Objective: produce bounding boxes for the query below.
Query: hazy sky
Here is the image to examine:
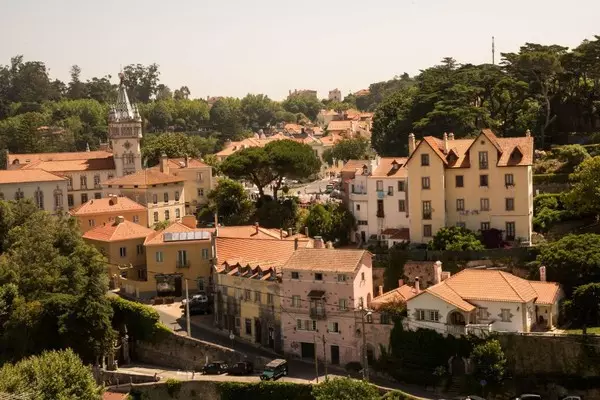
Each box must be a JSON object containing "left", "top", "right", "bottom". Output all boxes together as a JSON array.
[{"left": 1, "top": 0, "right": 598, "bottom": 101}]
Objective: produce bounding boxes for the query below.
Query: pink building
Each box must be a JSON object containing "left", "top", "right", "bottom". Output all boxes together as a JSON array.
[{"left": 281, "top": 239, "right": 373, "bottom": 366}]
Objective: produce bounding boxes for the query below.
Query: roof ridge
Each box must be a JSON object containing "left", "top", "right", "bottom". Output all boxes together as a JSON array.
[{"left": 498, "top": 271, "right": 528, "bottom": 302}]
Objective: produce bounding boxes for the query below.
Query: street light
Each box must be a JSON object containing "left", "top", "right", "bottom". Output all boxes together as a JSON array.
[{"left": 360, "top": 308, "right": 372, "bottom": 382}]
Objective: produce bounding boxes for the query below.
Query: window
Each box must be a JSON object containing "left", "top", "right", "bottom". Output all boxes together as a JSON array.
[
  {"left": 337, "top": 274, "right": 346, "bottom": 282},
  {"left": 197, "top": 172, "right": 203, "bottom": 182},
  {"left": 245, "top": 318, "right": 252, "bottom": 335},
  {"left": 153, "top": 212, "right": 159, "bottom": 222},
  {"left": 500, "top": 309, "right": 512, "bottom": 322},
  {"left": 175, "top": 208, "right": 181, "bottom": 218},
  {"left": 119, "top": 247, "right": 127, "bottom": 257},
  {"left": 175, "top": 191, "right": 180, "bottom": 201},
  {"left": 152, "top": 194, "right": 158, "bottom": 204},
  {"left": 480, "top": 198, "right": 490, "bottom": 211},
  {"left": 361, "top": 272, "right": 365, "bottom": 281},
  {"left": 376, "top": 199, "right": 384, "bottom": 217},
  {"left": 416, "top": 309, "right": 439, "bottom": 322},
  {"left": 479, "top": 175, "right": 489, "bottom": 187},
  {"left": 136, "top": 244, "right": 144, "bottom": 255},
  {"left": 358, "top": 220, "right": 368, "bottom": 225},
  {"left": 506, "top": 221, "right": 516, "bottom": 240},
  {"left": 34, "top": 188, "right": 44, "bottom": 209},
  {"left": 505, "top": 173, "right": 515, "bottom": 186},
  {"left": 423, "top": 224, "right": 432, "bottom": 237},
  {"left": 107, "top": 174, "right": 114, "bottom": 180},
  {"left": 376, "top": 180, "right": 383, "bottom": 191},
  {"left": 422, "top": 201, "right": 432, "bottom": 219},
  {"left": 66, "top": 176, "right": 73, "bottom": 189},
  {"left": 94, "top": 192, "right": 102, "bottom": 199},
  {"left": 81, "top": 193, "right": 88, "bottom": 204},
  {"left": 244, "top": 289, "right": 251, "bottom": 301},
  {"left": 292, "top": 295, "right": 301, "bottom": 307},
  {"left": 14, "top": 189, "right": 24, "bottom": 200},
  {"left": 339, "top": 299, "right": 347, "bottom": 311},
  {"left": 478, "top": 151, "right": 489, "bottom": 169},
  {"left": 398, "top": 199, "right": 406, "bottom": 212},
  {"left": 297, "top": 319, "right": 317, "bottom": 331},
  {"left": 397, "top": 181, "right": 405, "bottom": 192},
  {"left": 53, "top": 189, "right": 63, "bottom": 209},
  {"left": 67, "top": 194, "right": 74, "bottom": 207},
  {"left": 328, "top": 322, "right": 340, "bottom": 333},
  {"left": 133, "top": 215, "right": 139, "bottom": 223},
  {"left": 177, "top": 250, "right": 188, "bottom": 267},
  {"left": 197, "top": 278, "right": 205, "bottom": 291},
  {"left": 235, "top": 317, "right": 240, "bottom": 329},
  {"left": 481, "top": 222, "right": 490, "bottom": 231},
  {"left": 202, "top": 248, "right": 209, "bottom": 259},
  {"left": 88, "top": 219, "right": 95, "bottom": 227},
  {"left": 421, "top": 177, "right": 430, "bottom": 189},
  {"left": 387, "top": 186, "right": 393, "bottom": 196},
  {"left": 291, "top": 271, "right": 299, "bottom": 280},
  {"left": 137, "top": 269, "right": 147, "bottom": 280},
  {"left": 94, "top": 175, "right": 101, "bottom": 187},
  {"left": 254, "top": 291, "right": 261, "bottom": 303},
  {"left": 197, "top": 188, "right": 204, "bottom": 197},
  {"left": 380, "top": 312, "right": 391, "bottom": 325},
  {"left": 314, "top": 273, "right": 323, "bottom": 281},
  {"left": 505, "top": 198, "right": 515, "bottom": 211},
  {"left": 477, "top": 307, "right": 489, "bottom": 320},
  {"left": 456, "top": 222, "right": 466, "bottom": 228},
  {"left": 80, "top": 176, "right": 87, "bottom": 189},
  {"left": 356, "top": 204, "right": 360, "bottom": 211},
  {"left": 421, "top": 153, "right": 430, "bottom": 166},
  {"left": 267, "top": 293, "right": 274, "bottom": 305},
  {"left": 455, "top": 175, "right": 464, "bottom": 187},
  {"left": 456, "top": 199, "right": 465, "bottom": 211},
  {"left": 164, "top": 210, "right": 170, "bottom": 220},
  {"left": 164, "top": 193, "right": 169, "bottom": 203}
]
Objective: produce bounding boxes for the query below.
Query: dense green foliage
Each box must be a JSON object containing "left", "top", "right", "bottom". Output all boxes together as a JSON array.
[
  {"left": 199, "top": 177, "right": 254, "bottom": 226},
  {"left": 0, "top": 349, "right": 103, "bottom": 400},
  {"left": 565, "top": 156, "right": 600, "bottom": 216},
  {"left": 312, "top": 377, "right": 380, "bottom": 400},
  {"left": 427, "top": 226, "right": 485, "bottom": 251},
  {"left": 322, "top": 137, "right": 371, "bottom": 164},
  {"left": 108, "top": 296, "right": 167, "bottom": 342},
  {"left": 470, "top": 339, "right": 507, "bottom": 384},
  {"left": 305, "top": 202, "right": 355, "bottom": 245},
  {"left": 217, "top": 381, "right": 314, "bottom": 400},
  {"left": 570, "top": 283, "right": 600, "bottom": 330},
  {"left": 532, "top": 193, "right": 578, "bottom": 232},
  {"left": 0, "top": 200, "right": 114, "bottom": 362},
  {"left": 382, "top": 243, "right": 409, "bottom": 291}
]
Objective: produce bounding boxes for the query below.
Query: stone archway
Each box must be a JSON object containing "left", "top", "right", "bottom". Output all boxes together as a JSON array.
[
  {"left": 448, "top": 356, "right": 466, "bottom": 376},
  {"left": 448, "top": 310, "right": 466, "bottom": 325}
]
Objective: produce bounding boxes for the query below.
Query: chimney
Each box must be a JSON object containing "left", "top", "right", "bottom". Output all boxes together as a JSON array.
[
  {"left": 408, "top": 133, "right": 416, "bottom": 155},
  {"left": 314, "top": 236, "right": 324, "bottom": 249},
  {"left": 304, "top": 226, "right": 309, "bottom": 237},
  {"left": 294, "top": 238, "right": 299, "bottom": 250},
  {"left": 443, "top": 132, "right": 449, "bottom": 153},
  {"left": 287, "top": 228, "right": 293, "bottom": 238},
  {"left": 398, "top": 279, "right": 404, "bottom": 288},
  {"left": 280, "top": 228, "right": 284, "bottom": 240},
  {"left": 255, "top": 222, "right": 259, "bottom": 235},
  {"left": 448, "top": 132, "right": 454, "bottom": 141},
  {"left": 433, "top": 261, "right": 443, "bottom": 285},
  {"left": 115, "top": 216, "right": 125, "bottom": 225},
  {"left": 441, "top": 271, "right": 451, "bottom": 281},
  {"left": 539, "top": 266, "right": 547, "bottom": 282},
  {"left": 109, "top": 194, "right": 118, "bottom": 205},
  {"left": 159, "top": 153, "right": 169, "bottom": 174},
  {"left": 182, "top": 215, "right": 197, "bottom": 229},
  {"left": 326, "top": 241, "right": 334, "bottom": 249},
  {"left": 378, "top": 285, "right": 383, "bottom": 297},
  {"left": 415, "top": 277, "right": 420, "bottom": 293}
]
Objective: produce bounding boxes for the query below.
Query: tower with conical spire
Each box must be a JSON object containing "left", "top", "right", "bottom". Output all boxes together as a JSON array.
[{"left": 108, "top": 72, "right": 143, "bottom": 177}]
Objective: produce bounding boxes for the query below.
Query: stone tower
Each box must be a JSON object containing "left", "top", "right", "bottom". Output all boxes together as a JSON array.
[{"left": 108, "top": 72, "right": 143, "bottom": 177}]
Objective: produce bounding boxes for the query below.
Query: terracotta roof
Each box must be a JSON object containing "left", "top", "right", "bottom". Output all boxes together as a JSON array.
[
  {"left": 284, "top": 123, "right": 303, "bottom": 134},
  {"left": 216, "top": 237, "right": 302, "bottom": 268},
  {"left": 342, "top": 159, "right": 369, "bottom": 173},
  {"left": 18, "top": 157, "right": 115, "bottom": 172},
  {"left": 327, "top": 120, "right": 353, "bottom": 132},
  {"left": 283, "top": 249, "right": 368, "bottom": 272},
  {"left": 530, "top": 281, "right": 562, "bottom": 305},
  {"left": 215, "top": 225, "right": 282, "bottom": 240},
  {"left": 70, "top": 196, "right": 146, "bottom": 216},
  {"left": 83, "top": 220, "right": 154, "bottom": 242},
  {"left": 166, "top": 158, "right": 209, "bottom": 169},
  {"left": 103, "top": 391, "right": 128, "bottom": 400},
  {"left": 427, "top": 281, "right": 476, "bottom": 312},
  {"left": 103, "top": 169, "right": 184, "bottom": 187},
  {"left": 370, "top": 157, "right": 408, "bottom": 178},
  {"left": 371, "top": 284, "right": 418, "bottom": 309},
  {"left": 354, "top": 89, "right": 370, "bottom": 96},
  {"left": 320, "top": 133, "right": 342, "bottom": 145},
  {"left": 145, "top": 222, "right": 211, "bottom": 246},
  {"left": 215, "top": 134, "right": 289, "bottom": 157},
  {"left": 0, "top": 169, "right": 67, "bottom": 184},
  {"left": 381, "top": 228, "right": 410, "bottom": 240},
  {"left": 8, "top": 150, "right": 113, "bottom": 165}
]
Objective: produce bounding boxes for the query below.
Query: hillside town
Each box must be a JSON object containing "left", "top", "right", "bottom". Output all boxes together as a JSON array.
[{"left": 1, "top": 10, "right": 600, "bottom": 400}]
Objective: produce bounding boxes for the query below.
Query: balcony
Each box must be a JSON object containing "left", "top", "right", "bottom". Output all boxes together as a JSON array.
[
  {"left": 176, "top": 260, "right": 190, "bottom": 268},
  {"left": 309, "top": 308, "right": 327, "bottom": 320},
  {"left": 376, "top": 209, "right": 385, "bottom": 218},
  {"left": 423, "top": 212, "right": 432, "bottom": 220}
]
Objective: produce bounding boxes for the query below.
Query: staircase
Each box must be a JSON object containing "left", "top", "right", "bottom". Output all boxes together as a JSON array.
[{"left": 445, "top": 377, "right": 463, "bottom": 396}]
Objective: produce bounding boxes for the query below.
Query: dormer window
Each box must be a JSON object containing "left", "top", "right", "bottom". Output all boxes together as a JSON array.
[
  {"left": 391, "top": 160, "right": 399, "bottom": 170},
  {"left": 510, "top": 147, "right": 523, "bottom": 162},
  {"left": 362, "top": 165, "right": 368, "bottom": 175}
]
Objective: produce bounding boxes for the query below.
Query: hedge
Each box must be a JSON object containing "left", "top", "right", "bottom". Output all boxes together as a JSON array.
[
  {"left": 108, "top": 296, "right": 163, "bottom": 342},
  {"left": 381, "top": 391, "right": 422, "bottom": 400},
  {"left": 533, "top": 173, "right": 570, "bottom": 185},
  {"left": 217, "top": 381, "right": 314, "bottom": 400}
]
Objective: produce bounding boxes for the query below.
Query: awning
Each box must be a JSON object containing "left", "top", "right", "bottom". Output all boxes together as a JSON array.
[{"left": 307, "top": 290, "right": 326, "bottom": 298}]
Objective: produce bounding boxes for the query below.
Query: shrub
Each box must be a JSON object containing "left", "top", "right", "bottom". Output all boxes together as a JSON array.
[
  {"left": 533, "top": 193, "right": 561, "bottom": 214},
  {"left": 382, "top": 391, "right": 421, "bottom": 400},
  {"left": 345, "top": 361, "right": 363, "bottom": 373},
  {"left": 533, "top": 173, "right": 570, "bottom": 185},
  {"left": 312, "top": 377, "right": 379, "bottom": 400},
  {"left": 165, "top": 378, "right": 182, "bottom": 398},
  {"left": 217, "top": 381, "right": 314, "bottom": 400},
  {"left": 427, "top": 226, "right": 484, "bottom": 251},
  {"left": 470, "top": 339, "right": 506, "bottom": 384},
  {"left": 553, "top": 144, "right": 590, "bottom": 172},
  {"left": 108, "top": 296, "right": 161, "bottom": 341}
]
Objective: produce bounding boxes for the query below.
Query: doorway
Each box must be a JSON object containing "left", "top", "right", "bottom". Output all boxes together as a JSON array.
[
  {"left": 360, "top": 231, "right": 366, "bottom": 243},
  {"left": 330, "top": 345, "right": 340, "bottom": 365},
  {"left": 254, "top": 319, "right": 262, "bottom": 344},
  {"left": 301, "top": 342, "right": 315, "bottom": 359},
  {"left": 268, "top": 327, "right": 275, "bottom": 349}
]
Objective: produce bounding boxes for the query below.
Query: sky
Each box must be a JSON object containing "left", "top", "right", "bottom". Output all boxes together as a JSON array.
[{"left": 1, "top": 0, "right": 599, "bottom": 101}]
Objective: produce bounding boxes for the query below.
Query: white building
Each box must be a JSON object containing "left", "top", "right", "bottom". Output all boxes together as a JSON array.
[
  {"left": 0, "top": 169, "right": 68, "bottom": 213},
  {"left": 347, "top": 157, "right": 410, "bottom": 245}
]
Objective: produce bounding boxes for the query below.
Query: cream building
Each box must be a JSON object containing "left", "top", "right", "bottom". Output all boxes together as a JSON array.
[
  {"left": 0, "top": 169, "right": 68, "bottom": 213},
  {"left": 5, "top": 72, "right": 143, "bottom": 209},
  {"left": 70, "top": 195, "right": 148, "bottom": 232},
  {"left": 406, "top": 129, "right": 534, "bottom": 244}
]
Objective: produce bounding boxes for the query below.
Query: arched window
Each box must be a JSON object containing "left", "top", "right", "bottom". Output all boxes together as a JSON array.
[
  {"left": 164, "top": 210, "right": 170, "bottom": 220},
  {"left": 93, "top": 175, "right": 101, "bottom": 188},
  {"left": 66, "top": 176, "right": 73, "bottom": 189},
  {"left": 34, "top": 187, "right": 44, "bottom": 209},
  {"left": 80, "top": 176, "right": 87, "bottom": 189},
  {"left": 152, "top": 194, "right": 158, "bottom": 204},
  {"left": 153, "top": 212, "right": 159, "bottom": 222},
  {"left": 175, "top": 208, "right": 180, "bottom": 219},
  {"left": 53, "top": 187, "right": 63, "bottom": 209}
]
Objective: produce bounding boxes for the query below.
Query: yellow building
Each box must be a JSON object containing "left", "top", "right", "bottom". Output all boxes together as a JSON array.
[
  {"left": 82, "top": 216, "right": 154, "bottom": 283},
  {"left": 0, "top": 169, "right": 68, "bottom": 214},
  {"left": 214, "top": 237, "right": 307, "bottom": 352},
  {"left": 102, "top": 161, "right": 186, "bottom": 228},
  {"left": 406, "top": 129, "right": 534, "bottom": 244},
  {"left": 70, "top": 194, "right": 148, "bottom": 232}
]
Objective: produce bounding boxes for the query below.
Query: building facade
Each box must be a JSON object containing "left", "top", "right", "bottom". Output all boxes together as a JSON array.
[
  {"left": 70, "top": 195, "right": 148, "bottom": 232},
  {"left": 328, "top": 89, "right": 342, "bottom": 102},
  {"left": 0, "top": 170, "right": 68, "bottom": 214},
  {"left": 406, "top": 129, "right": 534, "bottom": 244}
]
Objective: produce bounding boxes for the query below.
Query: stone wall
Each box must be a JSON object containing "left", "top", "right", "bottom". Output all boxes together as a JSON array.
[
  {"left": 95, "top": 369, "right": 159, "bottom": 386},
  {"left": 498, "top": 333, "right": 600, "bottom": 377},
  {"left": 129, "top": 381, "right": 220, "bottom": 400},
  {"left": 134, "top": 331, "right": 271, "bottom": 372}
]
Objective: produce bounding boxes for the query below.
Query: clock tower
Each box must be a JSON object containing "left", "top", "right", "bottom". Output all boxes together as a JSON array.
[{"left": 108, "top": 72, "right": 143, "bottom": 177}]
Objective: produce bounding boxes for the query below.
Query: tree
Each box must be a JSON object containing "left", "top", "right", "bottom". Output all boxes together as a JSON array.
[
  {"left": 173, "top": 86, "right": 191, "bottom": 100},
  {"left": 371, "top": 89, "right": 415, "bottom": 156},
  {"left": 141, "top": 132, "right": 199, "bottom": 166},
  {"left": 202, "top": 178, "right": 254, "bottom": 225},
  {"left": 282, "top": 94, "right": 321, "bottom": 121},
  {"left": 306, "top": 204, "right": 333, "bottom": 239},
  {"left": 209, "top": 97, "right": 249, "bottom": 141},
  {"left": 383, "top": 243, "right": 409, "bottom": 291},
  {"left": 146, "top": 101, "right": 173, "bottom": 131},
  {"left": 427, "top": 226, "right": 484, "bottom": 251},
  {"left": 67, "top": 65, "right": 87, "bottom": 100},
  {"left": 537, "top": 233, "right": 600, "bottom": 295},
  {"left": 85, "top": 76, "right": 117, "bottom": 104},
  {"left": 155, "top": 84, "right": 173, "bottom": 101},
  {"left": 0, "top": 349, "right": 103, "bottom": 400},
  {"left": 220, "top": 146, "right": 274, "bottom": 198},
  {"left": 122, "top": 63, "right": 161, "bottom": 103},
  {"left": 153, "top": 220, "right": 171, "bottom": 231},
  {"left": 470, "top": 339, "right": 506, "bottom": 384},
  {"left": 305, "top": 202, "right": 355, "bottom": 244},
  {"left": 565, "top": 156, "right": 600, "bottom": 216},
  {"left": 241, "top": 93, "right": 279, "bottom": 128},
  {"left": 312, "top": 377, "right": 380, "bottom": 400},
  {"left": 571, "top": 283, "right": 600, "bottom": 333},
  {"left": 322, "top": 137, "right": 370, "bottom": 164}
]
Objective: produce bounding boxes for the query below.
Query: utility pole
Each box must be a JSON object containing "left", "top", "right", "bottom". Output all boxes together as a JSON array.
[
  {"left": 322, "top": 334, "right": 328, "bottom": 380},
  {"left": 185, "top": 279, "right": 191, "bottom": 337},
  {"left": 492, "top": 36, "right": 496, "bottom": 65},
  {"left": 361, "top": 309, "right": 370, "bottom": 381},
  {"left": 314, "top": 331, "right": 319, "bottom": 383}
]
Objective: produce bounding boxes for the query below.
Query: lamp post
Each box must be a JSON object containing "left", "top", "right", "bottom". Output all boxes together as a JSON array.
[{"left": 361, "top": 308, "right": 372, "bottom": 382}]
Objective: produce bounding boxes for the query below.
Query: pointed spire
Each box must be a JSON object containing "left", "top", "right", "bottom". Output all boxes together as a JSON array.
[{"left": 110, "top": 72, "right": 140, "bottom": 122}]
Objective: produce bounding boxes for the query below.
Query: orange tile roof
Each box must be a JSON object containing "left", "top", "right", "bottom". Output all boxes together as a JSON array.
[
  {"left": 341, "top": 159, "right": 369, "bottom": 173},
  {"left": 18, "top": 157, "right": 115, "bottom": 172},
  {"left": 145, "top": 222, "right": 211, "bottom": 246},
  {"left": 103, "top": 169, "right": 184, "bottom": 187},
  {"left": 327, "top": 120, "right": 353, "bottom": 132},
  {"left": 380, "top": 228, "right": 410, "bottom": 240},
  {"left": 70, "top": 196, "right": 146, "bottom": 216},
  {"left": 0, "top": 169, "right": 67, "bottom": 184},
  {"left": 215, "top": 225, "right": 281, "bottom": 240},
  {"left": 371, "top": 284, "right": 418, "bottom": 309},
  {"left": 530, "top": 281, "right": 562, "bottom": 305},
  {"left": 283, "top": 248, "right": 368, "bottom": 272},
  {"left": 215, "top": 134, "right": 289, "bottom": 157},
  {"left": 216, "top": 237, "right": 302, "bottom": 267},
  {"left": 166, "top": 158, "right": 209, "bottom": 169},
  {"left": 284, "top": 123, "right": 303, "bottom": 133},
  {"left": 83, "top": 220, "right": 154, "bottom": 242},
  {"left": 320, "top": 133, "right": 342, "bottom": 145},
  {"left": 8, "top": 150, "right": 113, "bottom": 165},
  {"left": 370, "top": 157, "right": 408, "bottom": 178}
]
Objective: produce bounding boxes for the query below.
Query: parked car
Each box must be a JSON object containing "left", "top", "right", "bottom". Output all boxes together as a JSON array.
[
  {"left": 514, "top": 395, "right": 542, "bottom": 400},
  {"left": 260, "top": 359, "right": 288, "bottom": 381},
  {"left": 202, "top": 361, "right": 228, "bottom": 375},
  {"left": 181, "top": 293, "right": 208, "bottom": 307},
  {"left": 228, "top": 361, "right": 254, "bottom": 376},
  {"left": 561, "top": 396, "right": 582, "bottom": 400},
  {"left": 325, "top": 184, "right": 334, "bottom": 194}
]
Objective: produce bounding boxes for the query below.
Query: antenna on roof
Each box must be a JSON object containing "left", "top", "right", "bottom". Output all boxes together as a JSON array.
[{"left": 492, "top": 36, "right": 496, "bottom": 65}]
